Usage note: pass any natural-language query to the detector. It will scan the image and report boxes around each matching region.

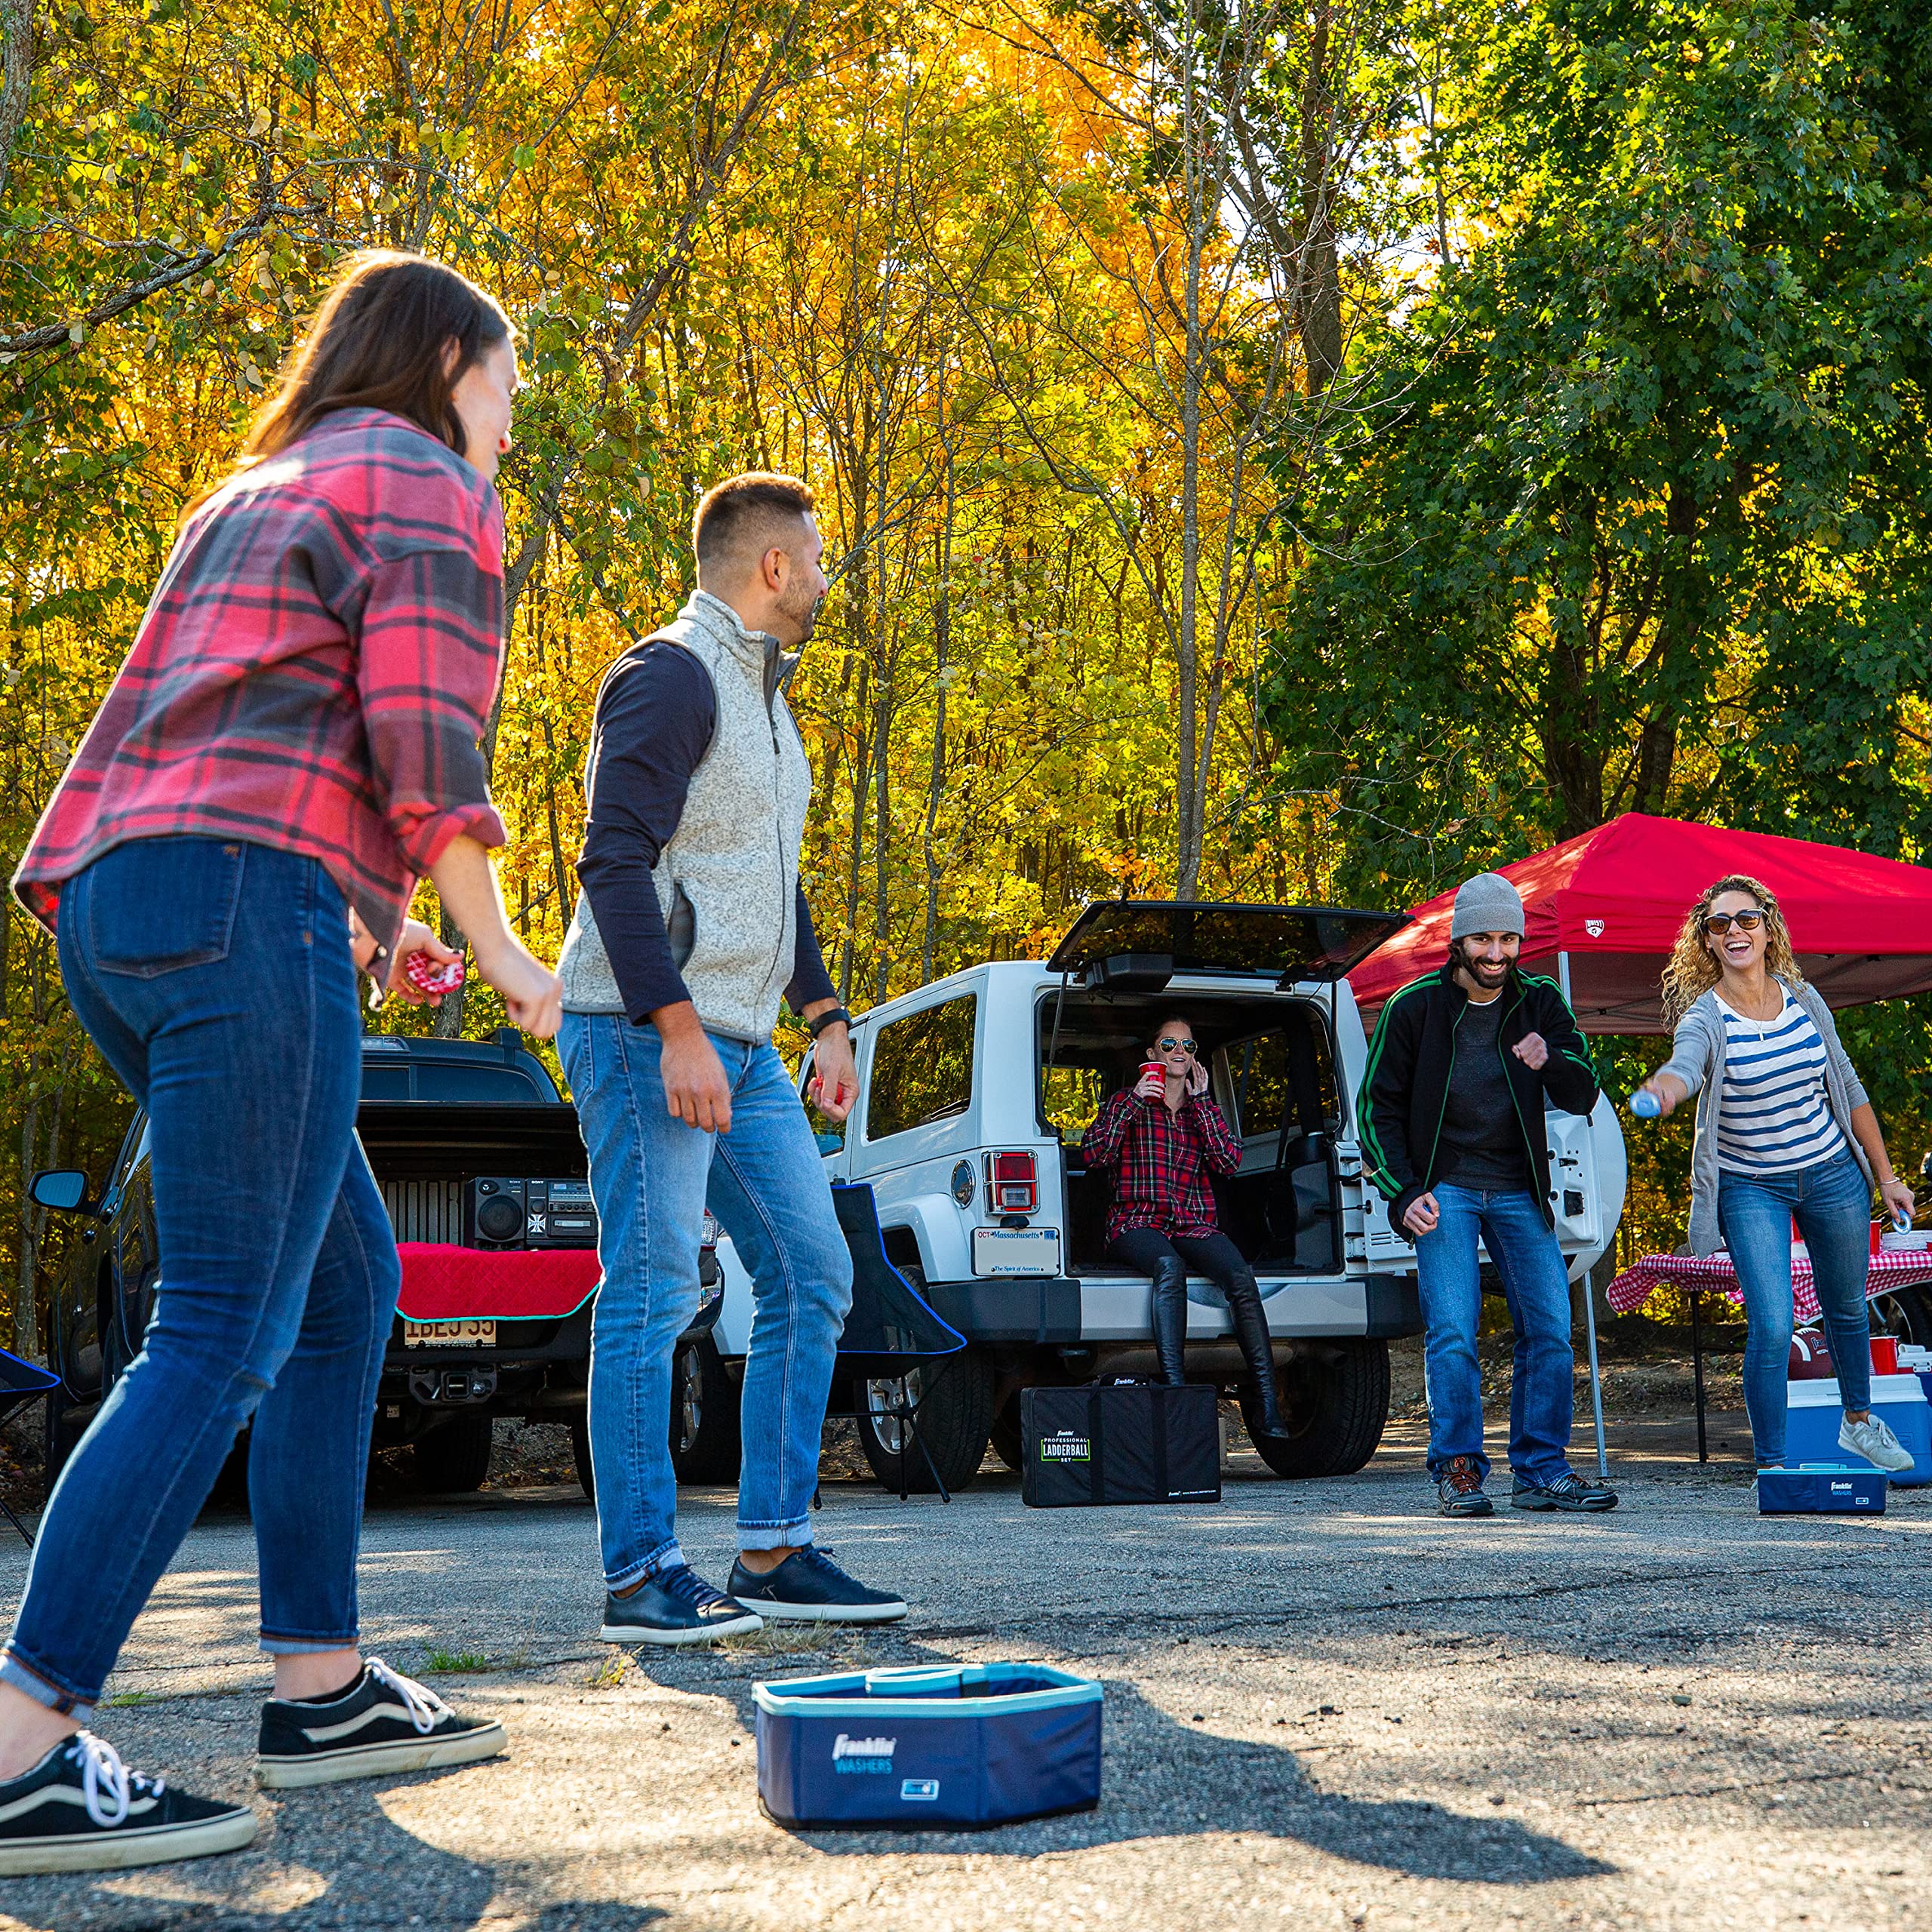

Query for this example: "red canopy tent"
[1347,812,1932,1035]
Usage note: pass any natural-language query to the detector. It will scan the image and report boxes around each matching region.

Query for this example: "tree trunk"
[921,430,957,984]
[0,0,31,206]
[1298,1,1343,396]
[1543,635,1605,840]
[1632,479,1702,817]
[1174,35,1207,900]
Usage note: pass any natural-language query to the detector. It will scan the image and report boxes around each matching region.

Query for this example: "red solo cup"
[1870,1335,1900,1377]
[1871,1221,1884,1255]
[1138,1060,1167,1095]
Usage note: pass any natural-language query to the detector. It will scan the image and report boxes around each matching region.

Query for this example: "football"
[1787,1329,1834,1380]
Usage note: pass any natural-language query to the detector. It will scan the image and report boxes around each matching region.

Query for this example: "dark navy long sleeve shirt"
[574,642,837,1026]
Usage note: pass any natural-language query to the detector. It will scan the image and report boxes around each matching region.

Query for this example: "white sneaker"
[1838,1414,1917,1473]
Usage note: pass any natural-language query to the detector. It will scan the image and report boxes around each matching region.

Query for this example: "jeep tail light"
[985,1151,1038,1214]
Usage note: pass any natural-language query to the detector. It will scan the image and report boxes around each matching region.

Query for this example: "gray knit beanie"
[1450,872,1524,942]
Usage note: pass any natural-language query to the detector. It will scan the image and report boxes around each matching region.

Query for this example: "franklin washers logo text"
[832,1732,897,1774]
[1039,1431,1091,1463]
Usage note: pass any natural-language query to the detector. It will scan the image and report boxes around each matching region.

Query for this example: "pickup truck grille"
[382,1178,465,1244]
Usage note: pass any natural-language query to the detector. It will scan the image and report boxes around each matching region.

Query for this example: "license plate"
[402,1318,496,1349]
[971,1227,1061,1277]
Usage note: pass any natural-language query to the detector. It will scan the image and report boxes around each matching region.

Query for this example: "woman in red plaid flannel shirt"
[0,253,560,1872]
[1081,1016,1289,1438]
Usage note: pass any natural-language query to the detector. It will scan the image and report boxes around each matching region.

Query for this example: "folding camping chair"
[0,1349,60,1548]
[823,1183,968,1503]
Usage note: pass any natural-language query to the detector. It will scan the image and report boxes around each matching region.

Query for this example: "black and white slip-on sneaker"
[256,1658,506,1789]
[599,1564,762,1646]
[727,1546,908,1624]
[0,1731,255,1875]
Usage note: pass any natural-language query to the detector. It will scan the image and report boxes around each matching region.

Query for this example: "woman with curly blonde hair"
[1638,875,1918,1475]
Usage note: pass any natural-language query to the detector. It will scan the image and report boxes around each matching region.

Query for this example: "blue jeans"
[1414,1184,1575,1484]
[559,1014,853,1590]
[5,838,397,1719]
[1717,1149,1873,1466]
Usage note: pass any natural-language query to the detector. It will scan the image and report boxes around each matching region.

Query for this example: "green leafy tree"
[1266,0,1932,894]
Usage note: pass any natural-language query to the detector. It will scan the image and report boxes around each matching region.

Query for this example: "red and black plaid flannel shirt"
[1080,1084,1244,1241]
[13,408,508,954]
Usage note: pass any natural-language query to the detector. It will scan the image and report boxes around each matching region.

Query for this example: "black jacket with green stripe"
[1356,965,1599,1233]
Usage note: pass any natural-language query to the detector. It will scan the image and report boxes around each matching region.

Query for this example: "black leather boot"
[1226,1273,1288,1437]
[1150,1257,1189,1386]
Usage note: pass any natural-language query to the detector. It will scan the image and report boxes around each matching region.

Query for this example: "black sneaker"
[598,1564,762,1647]
[0,1732,255,1875]
[256,1658,506,1789]
[727,1546,908,1624]
[1512,1469,1619,1513]
[1436,1455,1494,1518]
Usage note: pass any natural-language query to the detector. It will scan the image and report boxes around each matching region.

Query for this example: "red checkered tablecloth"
[395,1242,601,1323]
[1606,1247,1932,1324]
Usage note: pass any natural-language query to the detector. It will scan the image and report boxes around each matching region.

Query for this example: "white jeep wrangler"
[706,901,1628,1492]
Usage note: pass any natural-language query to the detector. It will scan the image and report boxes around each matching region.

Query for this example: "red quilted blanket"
[395,1243,601,1322]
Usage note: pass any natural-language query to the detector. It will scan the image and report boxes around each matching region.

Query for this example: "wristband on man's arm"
[808,1004,852,1041]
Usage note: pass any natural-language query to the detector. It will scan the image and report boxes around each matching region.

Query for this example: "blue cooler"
[1785,1374,1932,1485]
[755,1663,1103,1829]
[1757,1464,1887,1514]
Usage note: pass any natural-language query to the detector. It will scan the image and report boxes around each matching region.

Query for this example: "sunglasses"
[1703,909,1766,935]
[1156,1036,1198,1055]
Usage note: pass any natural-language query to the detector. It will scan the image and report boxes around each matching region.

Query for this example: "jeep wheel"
[856,1349,995,1494]
[570,1416,595,1502]
[41,1394,88,1504]
[989,1395,1024,1472]
[1241,1339,1389,1478]
[670,1333,743,1486]
[413,1413,494,1494]
[207,1430,252,1513]
[1871,1282,1932,1349]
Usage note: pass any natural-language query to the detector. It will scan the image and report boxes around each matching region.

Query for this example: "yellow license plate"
[402,1318,496,1349]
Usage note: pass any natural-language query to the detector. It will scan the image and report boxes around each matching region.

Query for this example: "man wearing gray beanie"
[1357,872,1617,1518]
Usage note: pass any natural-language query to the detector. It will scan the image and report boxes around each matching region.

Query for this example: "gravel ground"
[0,1408,1927,1932]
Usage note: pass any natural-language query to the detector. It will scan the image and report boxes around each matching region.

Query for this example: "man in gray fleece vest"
[556,472,906,1643]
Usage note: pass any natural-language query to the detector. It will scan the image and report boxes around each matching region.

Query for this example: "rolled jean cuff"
[608,1539,685,1595]
[737,1518,813,1552]
[0,1647,97,1723]
[259,1629,359,1658]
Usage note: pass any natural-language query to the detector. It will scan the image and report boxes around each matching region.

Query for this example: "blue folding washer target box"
[1756,1463,1887,1515]
[754,1663,1103,1829]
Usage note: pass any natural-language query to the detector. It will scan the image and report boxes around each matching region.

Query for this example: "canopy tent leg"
[1558,949,1610,1479]
[1583,1268,1609,1480]
[1691,1287,1708,1463]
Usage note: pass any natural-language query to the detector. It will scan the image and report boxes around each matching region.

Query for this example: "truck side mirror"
[29,1169,96,1215]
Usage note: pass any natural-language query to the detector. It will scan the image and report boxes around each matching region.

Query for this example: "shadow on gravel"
[0,1770,670,1932]
[711,1643,1615,1885]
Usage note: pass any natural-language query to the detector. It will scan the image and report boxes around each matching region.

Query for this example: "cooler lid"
[1785,1374,1928,1406]
[1044,900,1410,986]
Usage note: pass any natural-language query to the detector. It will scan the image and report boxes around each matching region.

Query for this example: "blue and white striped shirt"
[1714,990,1848,1175]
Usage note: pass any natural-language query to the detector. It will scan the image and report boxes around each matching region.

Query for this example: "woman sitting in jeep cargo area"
[1081,1017,1289,1438]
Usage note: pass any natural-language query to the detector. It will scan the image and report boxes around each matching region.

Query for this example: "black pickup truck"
[31,1028,721,1498]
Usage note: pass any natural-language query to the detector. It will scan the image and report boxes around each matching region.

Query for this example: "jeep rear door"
[1043,900,1410,987]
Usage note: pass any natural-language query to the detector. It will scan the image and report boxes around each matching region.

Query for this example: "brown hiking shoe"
[1436,1455,1494,1518]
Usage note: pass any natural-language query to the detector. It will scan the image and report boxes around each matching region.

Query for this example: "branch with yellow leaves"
[0,202,315,362]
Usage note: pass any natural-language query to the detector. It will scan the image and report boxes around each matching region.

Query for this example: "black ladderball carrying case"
[1020,1383,1221,1508]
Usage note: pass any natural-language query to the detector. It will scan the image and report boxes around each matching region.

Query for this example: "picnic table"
[1605,1247,1932,1461]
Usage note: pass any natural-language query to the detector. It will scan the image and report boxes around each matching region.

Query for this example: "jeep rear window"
[865,995,977,1142]
[1228,1025,1340,1138]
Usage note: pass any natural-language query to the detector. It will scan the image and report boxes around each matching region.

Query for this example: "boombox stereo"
[462,1177,599,1251]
